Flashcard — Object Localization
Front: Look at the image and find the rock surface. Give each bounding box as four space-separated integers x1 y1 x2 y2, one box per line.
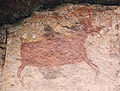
0 4 120 91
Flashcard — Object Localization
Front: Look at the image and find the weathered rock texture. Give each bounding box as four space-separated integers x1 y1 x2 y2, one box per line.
0 4 120 91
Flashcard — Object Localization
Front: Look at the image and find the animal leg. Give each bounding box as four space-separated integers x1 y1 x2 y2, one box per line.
83 58 99 77
17 63 25 86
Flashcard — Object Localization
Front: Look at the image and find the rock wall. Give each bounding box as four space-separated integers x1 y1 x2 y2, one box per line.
0 4 120 91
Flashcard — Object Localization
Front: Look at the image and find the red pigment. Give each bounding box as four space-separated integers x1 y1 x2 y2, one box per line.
17 30 99 82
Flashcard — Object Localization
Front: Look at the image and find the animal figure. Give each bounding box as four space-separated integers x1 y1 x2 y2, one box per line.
17 28 100 85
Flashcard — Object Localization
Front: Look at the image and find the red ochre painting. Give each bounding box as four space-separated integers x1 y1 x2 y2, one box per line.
18 28 100 82
17 5 102 85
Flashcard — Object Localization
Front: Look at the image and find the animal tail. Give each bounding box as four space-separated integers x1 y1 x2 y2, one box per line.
84 58 99 78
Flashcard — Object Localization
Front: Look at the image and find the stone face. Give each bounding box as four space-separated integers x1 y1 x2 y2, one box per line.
1 4 120 91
